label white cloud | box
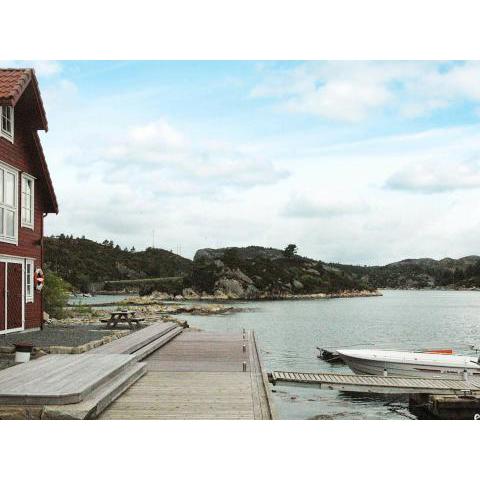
[45,118,480,263]
[40,62,480,265]
[386,157,480,193]
[42,79,79,112]
[283,192,369,218]
[129,120,186,149]
[252,61,480,122]
[104,119,289,189]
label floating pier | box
[270,370,480,394]
[270,370,480,419]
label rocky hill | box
[46,234,480,296]
[187,246,376,299]
[332,256,480,290]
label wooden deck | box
[100,330,274,419]
[87,322,179,355]
[270,370,480,395]
[0,354,139,405]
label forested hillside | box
[332,256,480,289]
[45,234,480,294]
[44,235,193,292]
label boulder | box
[151,291,172,301]
[213,290,229,300]
[182,288,200,299]
[230,268,254,285]
[214,278,245,299]
[292,279,304,290]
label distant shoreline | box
[378,287,480,292]
[95,289,382,304]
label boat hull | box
[338,350,480,380]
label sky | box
[3,60,480,265]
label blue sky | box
[5,60,480,264]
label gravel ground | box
[0,324,130,348]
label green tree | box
[43,269,71,319]
[284,244,298,258]
[223,248,241,268]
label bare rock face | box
[214,278,245,299]
[191,246,377,299]
[182,288,200,299]
[230,268,254,285]
[194,246,286,262]
[212,290,229,300]
[292,279,304,290]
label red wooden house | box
[0,68,58,333]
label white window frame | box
[0,161,18,245]
[0,106,14,143]
[25,259,34,303]
[21,173,35,230]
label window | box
[0,163,18,244]
[21,174,34,229]
[0,106,14,141]
[25,260,34,302]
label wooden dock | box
[0,323,274,420]
[0,322,180,419]
[100,330,275,420]
[270,370,480,395]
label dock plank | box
[271,371,480,395]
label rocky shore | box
[119,288,382,304]
[119,294,244,314]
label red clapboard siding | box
[0,103,47,330]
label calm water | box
[183,290,480,419]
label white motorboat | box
[337,349,480,379]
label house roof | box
[0,68,57,213]
[0,68,48,131]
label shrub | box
[43,269,71,319]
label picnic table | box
[102,310,145,329]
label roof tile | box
[0,68,32,105]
